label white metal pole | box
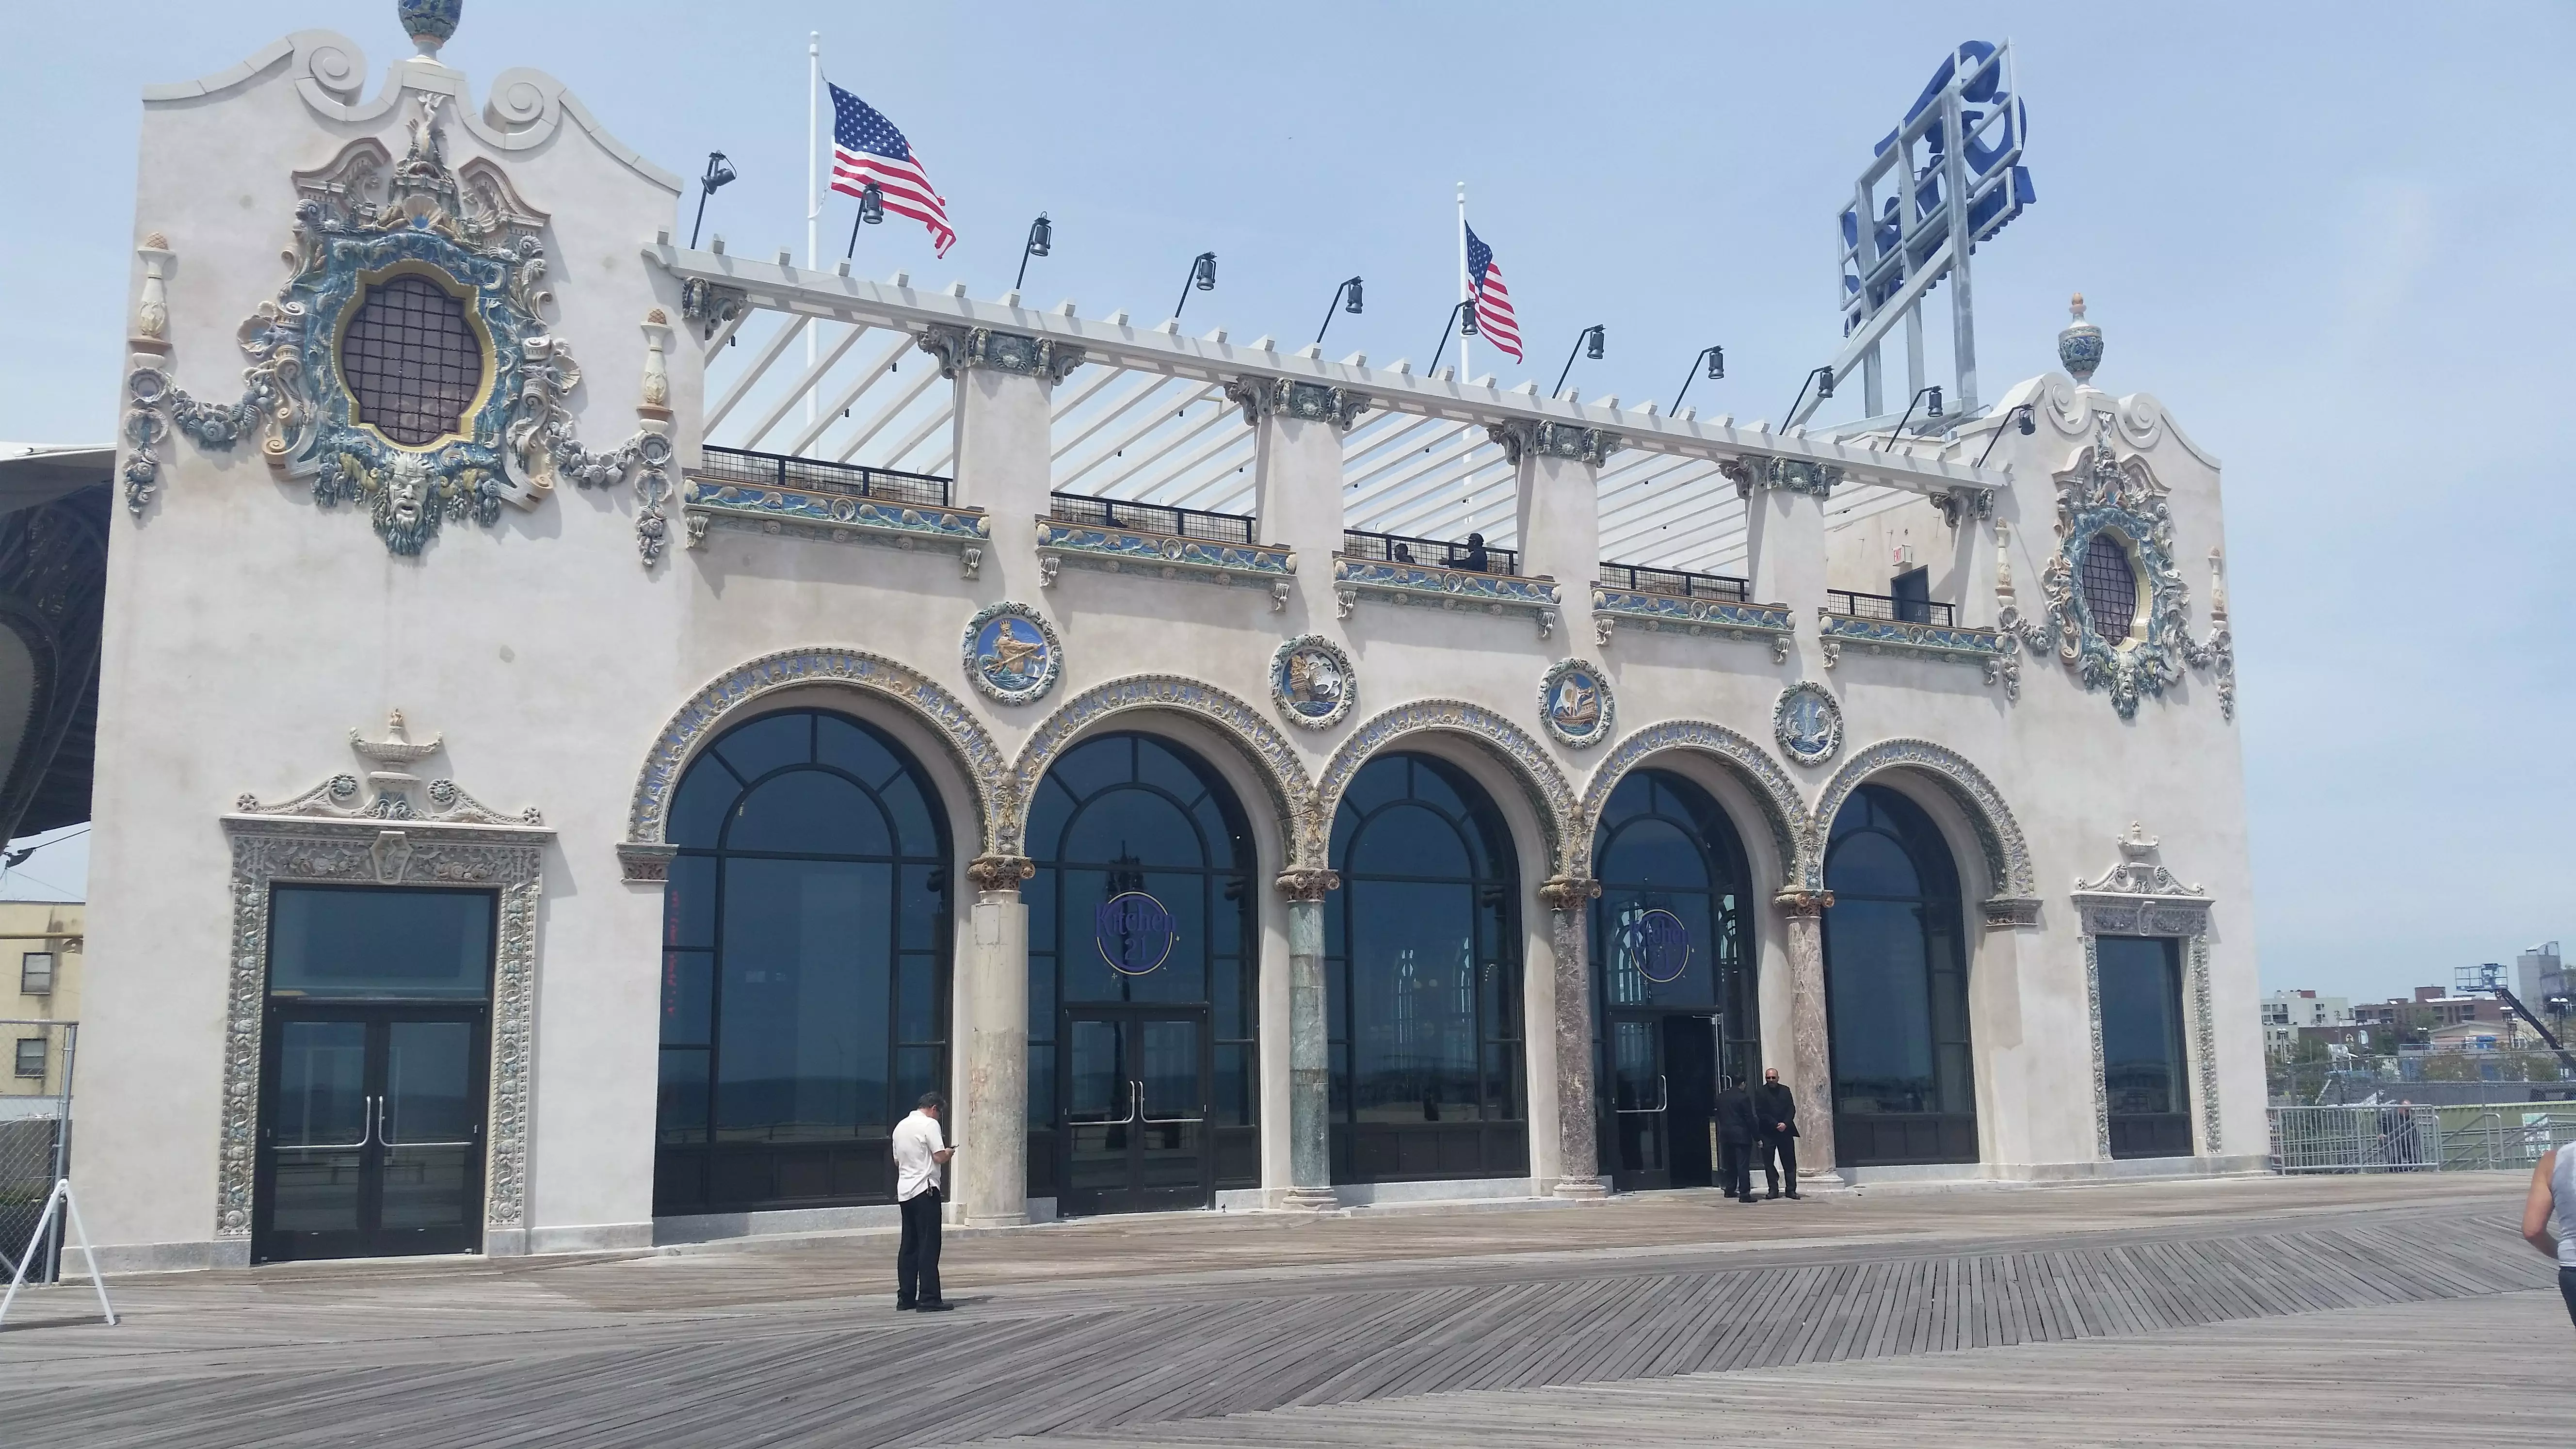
[1455,182,1471,380]
[805,32,821,428]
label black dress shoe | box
[1786,1191,1803,1200]
[915,1300,955,1312]
[895,1301,916,1311]
[1766,1189,1782,1200]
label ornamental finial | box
[399,0,463,58]
[2058,291,2103,386]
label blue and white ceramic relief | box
[1538,659,1615,748]
[962,601,1061,705]
[1772,681,1843,766]
[1270,634,1355,730]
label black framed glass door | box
[1606,1012,1720,1191]
[256,1005,488,1262]
[1058,1006,1211,1216]
[2100,936,2191,1159]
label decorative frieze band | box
[1592,587,1794,660]
[914,324,1085,385]
[682,473,989,575]
[1721,456,1843,499]
[1487,419,1623,467]
[1224,376,1373,431]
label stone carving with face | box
[373,451,441,555]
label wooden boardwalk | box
[0,1175,2563,1447]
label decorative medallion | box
[1538,659,1615,748]
[1771,681,1842,767]
[124,92,673,564]
[1271,634,1355,730]
[1996,415,2232,719]
[1095,890,1177,976]
[1616,908,1693,984]
[962,600,1062,705]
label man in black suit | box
[1754,1065,1802,1200]
[1714,1075,1760,1203]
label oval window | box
[2080,531,2140,641]
[342,274,483,446]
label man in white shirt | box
[891,1091,956,1311]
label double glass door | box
[1606,1013,1721,1191]
[1059,1007,1211,1215]
[256,1006,488,1261]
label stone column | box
[1738,459,1834,660]
[1275,867,1341,1209]
[958,853,1033,1227]
[920,325,1084,596]
[1539,875,1607,1200]
[1233,376,1360,617]
[1776,889,1839,1178]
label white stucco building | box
[73,13,2264,1270]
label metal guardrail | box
[1597,561,1750,602]
[2434,1108,2576,1172]
[1,1020,75,1284]
[1826,587,1955,627]
[1049,491,1256,545]
[2270,1105,2442,1174]
[1340,528,1520,577]
[695,445,954,510]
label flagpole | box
[1455,181,1471,380]
[805,32,821,428]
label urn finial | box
[2058,291,2103,386]
[399,0,463,58]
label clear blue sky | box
[3,2,2570,998]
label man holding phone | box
[892,1091,957,1311]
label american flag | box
[829,81,955,257]
[1465,223,1523,362]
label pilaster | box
[958,853,1034,1227]
[1498,421,1616,650]
[1230,377,1363,619]
[1275,867,1341,1209]
[1537,874,1606,1200]
[1775,888,1841,1181]
[926,325,1084,597]
[1740,463,1831,663]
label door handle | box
[1614,1074,1670,1115]
[1095,1079,1140,1126]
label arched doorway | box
[1024,732,1258,1215]
[1327,752,1527,1184]
[1590,769,1759,1191]
[653,708,953,1216]
[1821,783,1977,1166]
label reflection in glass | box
[270,887,494,999]
[271,1020,367,1235]
[2099,936,2184,1116]
[1821,784,1977,1165]
[654,708,951,1215]
[380,1020,476,1231]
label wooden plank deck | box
[0,1174,2560,1448]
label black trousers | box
[1759,1136,1799,1194]
[2560,1267,2576,1329]
[1718,1141,1755,1198]
[897,1188,943,1305]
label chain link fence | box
[1,1020,76,1283]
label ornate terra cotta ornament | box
[1271,634,1355,730]
[1997,414,2233,720]
[961,601,1062,706]
[2058,292,2104,385]
[125,87,675,564]
[1771,681,1842,767]
[1538,659,1615,748]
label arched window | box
[1821,783,1977,1166]
[655,708,951,1215]
[1327,753,1525,1183]
[1025,733,1257,1214]
[2080,531,2140,641]
[1589,769,1759,1190]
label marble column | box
[1776,888,1839,1178]
[1539,875,1607,1200]
[958,853,1033,1227]
[1276,867,1341,1210]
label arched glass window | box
[654,708,951,1215]
[1025,733,1257,1213]
[1327,753,1525,1183]
[1588,770,1759,1190]
[1821,783,1977,1166]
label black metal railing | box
[694,445,953,510]
[1597,561,1750,603]
[1340,528,1520,577]
[1827,588,1955,627]
[1048,491,1256,545]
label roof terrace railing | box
[1598,561,1751,603]
[693,445,953,511]
[1827,587,1955,627]
[1048,491,1256,545]
[1340,528,1520,577]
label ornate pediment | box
[235,709,542,828]
[2070,821,2209,935]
